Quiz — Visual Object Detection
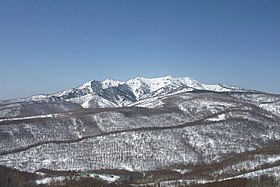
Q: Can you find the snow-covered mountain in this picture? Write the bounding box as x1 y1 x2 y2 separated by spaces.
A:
1 76 250 111
1 76 280 186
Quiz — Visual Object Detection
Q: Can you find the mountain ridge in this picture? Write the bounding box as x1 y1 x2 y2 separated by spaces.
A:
1 76 254 109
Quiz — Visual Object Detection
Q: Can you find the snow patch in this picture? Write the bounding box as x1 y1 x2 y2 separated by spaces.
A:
172 169 191 174
207 114 226 121
0 113 54 122
98 174 120 183
35 176 66 185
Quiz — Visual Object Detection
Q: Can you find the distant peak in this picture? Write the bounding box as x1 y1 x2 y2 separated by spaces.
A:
133 76 146 80
162 75 173 79
103 78 114 81
78 81 94 89
102 78 124 84
101 78 125 89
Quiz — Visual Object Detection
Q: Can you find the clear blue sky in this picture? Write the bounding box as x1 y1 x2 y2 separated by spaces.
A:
0 0 279 99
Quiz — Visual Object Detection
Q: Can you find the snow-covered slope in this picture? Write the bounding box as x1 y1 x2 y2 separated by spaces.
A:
1 92 280 176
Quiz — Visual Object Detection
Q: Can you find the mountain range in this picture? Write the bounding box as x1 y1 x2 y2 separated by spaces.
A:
0 76 280 186
0 76 250 118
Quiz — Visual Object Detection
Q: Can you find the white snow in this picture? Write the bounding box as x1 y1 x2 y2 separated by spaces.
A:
78 94 118 108
98 174 120 183
120 164 134 171
0 113 54 122
128 76 199 94
35 178 52 185
35 172 46 176
207 114 226 121
101 78 125 89
127 75 242 94
203 84 232 92
127 76 201 100
35 176 66 185
172 169 191 174
136 76 176 92
266 156 280 163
